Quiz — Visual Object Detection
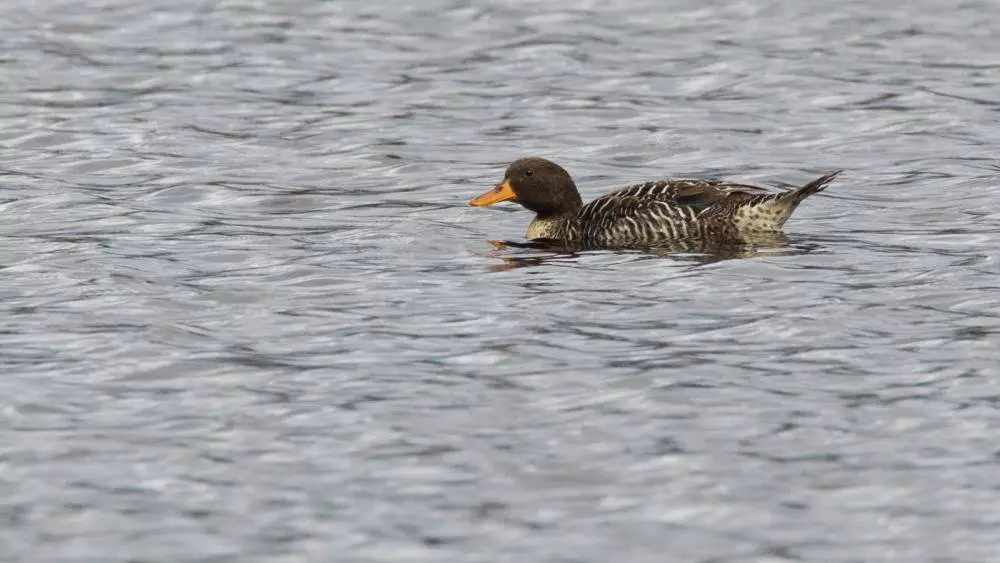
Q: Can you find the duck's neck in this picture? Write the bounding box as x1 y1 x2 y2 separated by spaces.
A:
526 213 580 243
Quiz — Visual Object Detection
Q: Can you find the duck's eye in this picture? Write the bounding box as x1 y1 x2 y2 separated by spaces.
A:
525 169 534 177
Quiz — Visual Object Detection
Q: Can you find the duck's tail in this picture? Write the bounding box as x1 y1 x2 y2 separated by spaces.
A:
777 170 842 208
733 170 842 232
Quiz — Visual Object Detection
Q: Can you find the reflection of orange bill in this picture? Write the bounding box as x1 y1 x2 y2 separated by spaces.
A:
470 179 516 206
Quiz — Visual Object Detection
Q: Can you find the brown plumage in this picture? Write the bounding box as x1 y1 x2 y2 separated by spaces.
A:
470 157 841 248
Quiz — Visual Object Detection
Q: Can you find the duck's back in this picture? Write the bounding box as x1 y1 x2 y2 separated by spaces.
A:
576 179 771 246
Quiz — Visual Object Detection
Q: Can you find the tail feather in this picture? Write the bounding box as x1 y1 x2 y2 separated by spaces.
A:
731 170 842 233
779 170 842 205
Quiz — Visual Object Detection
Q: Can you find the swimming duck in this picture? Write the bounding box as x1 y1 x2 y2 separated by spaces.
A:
470 157 841 247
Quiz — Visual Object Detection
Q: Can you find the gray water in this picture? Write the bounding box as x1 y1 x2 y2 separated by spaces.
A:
2 0 999 561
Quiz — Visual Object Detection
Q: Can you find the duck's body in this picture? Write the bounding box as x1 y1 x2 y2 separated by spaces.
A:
470 158 841 248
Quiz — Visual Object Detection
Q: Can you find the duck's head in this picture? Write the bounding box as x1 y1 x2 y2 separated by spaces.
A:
470 157 584 218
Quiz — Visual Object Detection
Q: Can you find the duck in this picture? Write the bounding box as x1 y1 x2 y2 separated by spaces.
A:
470 157 841 248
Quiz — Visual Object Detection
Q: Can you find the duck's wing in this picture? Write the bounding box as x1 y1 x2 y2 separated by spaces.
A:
670 180 772 212
586 179 771 211
577 179 772 242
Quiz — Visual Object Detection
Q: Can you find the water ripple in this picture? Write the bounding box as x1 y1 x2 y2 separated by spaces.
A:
1 0 1000 561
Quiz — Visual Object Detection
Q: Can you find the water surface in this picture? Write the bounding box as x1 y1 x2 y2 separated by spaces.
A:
2 0 1000 561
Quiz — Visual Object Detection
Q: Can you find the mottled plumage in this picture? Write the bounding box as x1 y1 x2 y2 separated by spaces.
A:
470 157 841 248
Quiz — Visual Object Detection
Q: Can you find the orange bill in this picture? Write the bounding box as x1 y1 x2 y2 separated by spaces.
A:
470 179 516 206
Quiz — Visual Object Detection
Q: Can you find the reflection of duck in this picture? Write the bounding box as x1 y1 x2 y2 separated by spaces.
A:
480 233 814 272
471 157 841 248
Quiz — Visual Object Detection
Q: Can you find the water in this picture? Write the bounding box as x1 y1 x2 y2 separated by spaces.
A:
1 0 999 560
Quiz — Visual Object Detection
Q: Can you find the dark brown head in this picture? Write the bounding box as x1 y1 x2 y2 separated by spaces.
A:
469 157 584 218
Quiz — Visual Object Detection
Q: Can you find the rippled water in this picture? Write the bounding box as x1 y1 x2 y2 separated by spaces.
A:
2 0 1000 560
